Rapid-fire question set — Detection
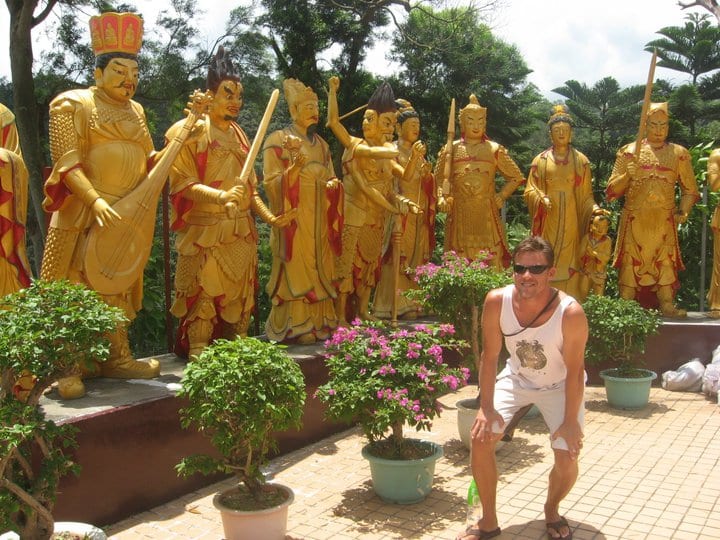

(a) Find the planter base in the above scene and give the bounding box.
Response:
[213,483,294,540]
[600,369,658,410]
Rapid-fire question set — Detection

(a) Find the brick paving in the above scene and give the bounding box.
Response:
[105,386,720,539]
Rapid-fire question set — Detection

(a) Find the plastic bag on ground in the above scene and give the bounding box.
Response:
[661,359,705,392]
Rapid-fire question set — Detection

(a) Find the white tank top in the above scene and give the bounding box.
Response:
[498,285,575,390]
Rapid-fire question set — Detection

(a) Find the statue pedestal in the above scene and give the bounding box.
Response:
[43,344,346,528]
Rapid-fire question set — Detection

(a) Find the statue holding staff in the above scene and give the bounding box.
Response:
[706,147,720,316]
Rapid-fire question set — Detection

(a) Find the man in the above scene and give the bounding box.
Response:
[461,236,587,540]
[41,12,162,399]
[436,94,524,269]
[707,147,720,316]
[373,99,436,320]
[606,102,699,317]
[525,105,604,300]
[262,78,342,344]
[326,76,420,323]
[167,47,294,358]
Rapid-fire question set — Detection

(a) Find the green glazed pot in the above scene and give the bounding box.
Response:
[361,440,443,504]
[600,368,657,410]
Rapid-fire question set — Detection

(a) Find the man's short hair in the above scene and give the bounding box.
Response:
[513,236,555,267]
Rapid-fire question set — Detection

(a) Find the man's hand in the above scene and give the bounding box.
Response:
[92,198,121,228]
[471,407,505,443]
[551,421,584,461]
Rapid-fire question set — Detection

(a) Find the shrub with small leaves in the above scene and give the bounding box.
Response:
[176,337,305,499]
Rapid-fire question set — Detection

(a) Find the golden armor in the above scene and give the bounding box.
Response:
[525,105,602,300]
[606,102,699,317]
[706,148,720,316]
[326,77,420,323]
[578,214,613,299]
[436,94,524,269]
[40,12,166,399]
[373,99,436,320]
[168,48,293,358]
[262,78,342,344]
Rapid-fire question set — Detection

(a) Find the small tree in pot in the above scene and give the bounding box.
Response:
[583,294,662,409]
[0,280,125,540]
[176,337,305,539]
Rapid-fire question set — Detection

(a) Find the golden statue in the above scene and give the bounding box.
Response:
[0,103,31,298]
[262,78,342,344]
[167,48,294,358]
[706,148,720,316]
[525,105,603,300]
[41,12,178,398]
[326,77,421,323]
[606,102,699,317]
[578,214,613,298]
[436,94,524,269]
[373,99,436,320]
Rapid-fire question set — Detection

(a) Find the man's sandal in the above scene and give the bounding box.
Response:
[546,516,572,540]
[456,525,501,540]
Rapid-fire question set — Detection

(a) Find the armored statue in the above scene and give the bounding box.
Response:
[326,77,421,323]
[41,12,170,398]
[606,102,699,317]
[167,48,294,358]
[706,148,720,316]
[525,105,604,300]
[373,99,435,320]
[262,78,342,344]
[436,95,524,269]
[578,214,612,298]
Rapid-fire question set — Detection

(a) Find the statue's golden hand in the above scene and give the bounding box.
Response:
[438,196,453,213]
[326,178,341,190]
[92,198,121,228]
[273,207,298,228]
[674,209,688,224]
[542,196,552,211]
[288,151,307,174]
[221,185,247,205]
[494,194,505,209]
[411,140,427,158]
[626,160,638,179]
[408,201,423,215]
[328,76,340,93]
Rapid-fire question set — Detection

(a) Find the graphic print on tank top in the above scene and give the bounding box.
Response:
[515,339,548,370]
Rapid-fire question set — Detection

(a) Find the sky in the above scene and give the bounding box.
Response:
[0,0,708,98]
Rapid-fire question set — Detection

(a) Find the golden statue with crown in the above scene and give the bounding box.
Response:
[705,147,720,316]
[41,12,207,398]
[525,105,604,300]
[435,94,524,269]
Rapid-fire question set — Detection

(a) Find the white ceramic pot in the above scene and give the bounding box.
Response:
[456,398,505,451]
[213,483,294,540]
[54,522,107,539]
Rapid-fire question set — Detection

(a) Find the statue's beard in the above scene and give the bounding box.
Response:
[306,123,318,138]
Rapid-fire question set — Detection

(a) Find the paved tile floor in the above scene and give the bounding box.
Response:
[105,385,720,539]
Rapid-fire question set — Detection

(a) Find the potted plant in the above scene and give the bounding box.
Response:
[0,279,125,540]
[406,250,512,447]
[315,320,469,503]
[583,294,662,409]
[176,336,305,540]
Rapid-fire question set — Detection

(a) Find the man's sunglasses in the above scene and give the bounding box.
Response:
[513,264,549,275]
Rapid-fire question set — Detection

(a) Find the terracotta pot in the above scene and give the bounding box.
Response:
[213,483,294,540]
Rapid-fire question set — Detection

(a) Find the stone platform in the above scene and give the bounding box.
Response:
[42,314,720,527]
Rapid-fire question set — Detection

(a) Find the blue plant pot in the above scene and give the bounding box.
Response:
[600,368,657,410]
[361,440,443,504]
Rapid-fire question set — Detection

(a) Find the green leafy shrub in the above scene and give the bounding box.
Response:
[176,337,305,502]
[582,294,661,377]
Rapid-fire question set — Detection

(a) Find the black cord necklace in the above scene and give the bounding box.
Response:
[502,288,559,338]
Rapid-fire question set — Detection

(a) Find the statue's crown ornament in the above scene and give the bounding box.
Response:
[283,79,318,108]
[647,102,669,117]
[89,12,143,57]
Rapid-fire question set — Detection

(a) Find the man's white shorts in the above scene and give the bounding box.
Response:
[492,374,584,451]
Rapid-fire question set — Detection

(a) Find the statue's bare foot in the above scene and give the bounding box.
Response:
[359,311,379,322]
[296,333,316,345]
[660,303,687,318]
[57,376,86,400]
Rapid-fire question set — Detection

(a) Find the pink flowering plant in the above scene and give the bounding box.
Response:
[405,250,512,341]
[315,320,469,457]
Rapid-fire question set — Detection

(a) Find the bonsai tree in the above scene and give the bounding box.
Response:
[176,337,306,508]
[582,294,661,377]
[0,280,126,539]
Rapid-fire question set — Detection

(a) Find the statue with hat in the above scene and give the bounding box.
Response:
[167,48,295,358]
[606,102,699,317]
[326,76,421,323]
[373,98,436,320]
[41,12,207,397]
[435,95,524,269]
[525,105,605,300]
[262,78,342,344]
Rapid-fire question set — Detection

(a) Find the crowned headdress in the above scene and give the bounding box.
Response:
[89,12,143,57]
[283,79,318,110]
